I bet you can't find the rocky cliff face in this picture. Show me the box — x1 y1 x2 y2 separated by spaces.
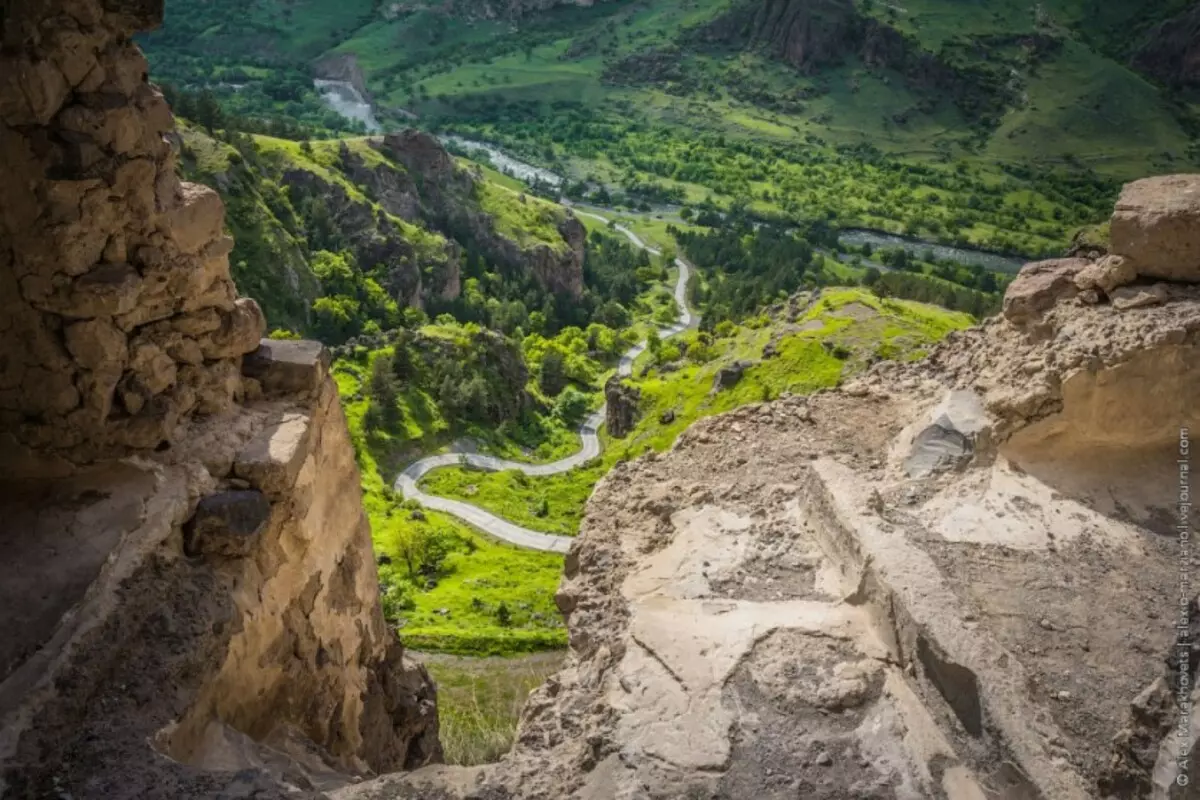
379 130 585 299
406 0 615 21
337 176 1200 800
183 127 585 333
1134 1 1200 88
0 2 438 796
690 0 1013 122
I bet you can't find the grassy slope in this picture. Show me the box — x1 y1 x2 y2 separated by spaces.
178 125 321 330
339 0 1195 178
418 287 973 535
420 652 564 765
335 352 569 656
475 180 571 253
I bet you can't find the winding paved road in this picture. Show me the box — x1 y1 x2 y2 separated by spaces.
394 210 695 553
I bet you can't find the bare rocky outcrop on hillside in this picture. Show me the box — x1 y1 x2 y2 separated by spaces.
689 0 1014 121
339 178 1199 800
1134 2 1200 88
376 130 587 299
404 0 616 22
603 376 639 438
0 3 437 797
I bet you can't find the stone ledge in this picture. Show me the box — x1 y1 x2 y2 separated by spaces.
242 339 330 399
183 490 270 558
801 459 1093 800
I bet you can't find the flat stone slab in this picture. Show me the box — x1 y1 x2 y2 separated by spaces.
234 412 311 495
242 339 330 398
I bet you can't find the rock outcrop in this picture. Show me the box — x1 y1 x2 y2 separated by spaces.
690 0 1013 121
0 4 438 797
377 130 586 299
339 177 1199 800
1134 2 1200 88
603 376 639 438
426 0 618 21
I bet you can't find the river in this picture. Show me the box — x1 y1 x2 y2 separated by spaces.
837 229 1027 273
443 136 564 189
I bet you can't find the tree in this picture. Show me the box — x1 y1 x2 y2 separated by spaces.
195 89 224 134
539 349 568 396
391 331 415 382
368 355 400 426
554 386 590 426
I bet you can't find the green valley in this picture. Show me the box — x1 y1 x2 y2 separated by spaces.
139 0 1200 768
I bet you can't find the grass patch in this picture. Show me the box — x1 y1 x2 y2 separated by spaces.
475 180 571 254
420 651 565 766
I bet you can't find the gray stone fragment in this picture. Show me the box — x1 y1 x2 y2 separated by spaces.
904 390 990 478
185 490 271 557
713 360 753 392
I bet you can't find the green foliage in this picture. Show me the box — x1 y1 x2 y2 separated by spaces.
422 288 973 536
537 349 568 397
553 386 591 427
422 653 564 765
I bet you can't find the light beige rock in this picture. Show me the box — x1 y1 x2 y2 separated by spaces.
128 340 177 395
1110 174 1200 282
166 182 226 256
1110 283 1171 311
1073 254 1136 295
1001 258 1087 327
199 298 267 360
234 412 312 495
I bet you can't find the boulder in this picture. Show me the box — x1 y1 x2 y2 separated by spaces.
184 489 271 558
712 360 753 391
1001 259 1087 327
1110 175 1200 283
605 376 640 439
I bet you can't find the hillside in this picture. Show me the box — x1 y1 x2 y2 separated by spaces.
141 0 1200 170
177 126 587 335
140 0 1200 262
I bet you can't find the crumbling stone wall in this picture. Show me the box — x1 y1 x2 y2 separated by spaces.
0 0 264 456
0 3 441 796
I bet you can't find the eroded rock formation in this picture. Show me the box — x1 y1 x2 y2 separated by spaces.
0 3 437 797
603 375 639 438
339 179 1199 800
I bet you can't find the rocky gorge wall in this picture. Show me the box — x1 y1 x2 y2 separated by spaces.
0 1 438 797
